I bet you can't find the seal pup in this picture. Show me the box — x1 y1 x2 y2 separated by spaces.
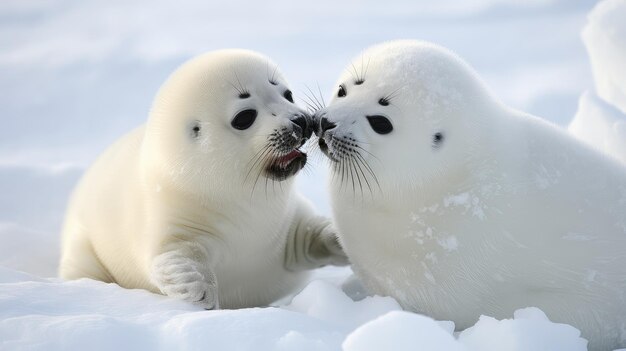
60 49 347 309
315 40 626 350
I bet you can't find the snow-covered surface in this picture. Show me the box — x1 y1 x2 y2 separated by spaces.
1 266 592 351
569 90 626 163
569 0 626 163
582 0 626 115
3 0 626 350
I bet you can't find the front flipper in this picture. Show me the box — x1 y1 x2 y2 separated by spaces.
285 212 349 272
150 240 219 309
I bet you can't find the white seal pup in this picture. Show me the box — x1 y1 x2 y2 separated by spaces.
60 49 347 309
315 40 626 350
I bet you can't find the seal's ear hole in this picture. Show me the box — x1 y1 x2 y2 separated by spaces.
231 109 258 130
366 115 393 135
432 132 445 148
190 122 201 138
337 85 347 98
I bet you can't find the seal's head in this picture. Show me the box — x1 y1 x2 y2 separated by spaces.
141 49 312 197
315 40 496 201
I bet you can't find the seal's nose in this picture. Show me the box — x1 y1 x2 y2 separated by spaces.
290 115 311 139
319 117 337 135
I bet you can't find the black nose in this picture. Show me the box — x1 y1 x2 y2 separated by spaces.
291 115 311 139
319 117 336 135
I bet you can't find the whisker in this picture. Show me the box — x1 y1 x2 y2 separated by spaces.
316 83 326 108
300 89 322 112
303 99 319 113
322 133 382 199
352 153 372 197
350 156 363 198
354 143 380 161
233 70 246 95
305 85 323 111
246 143 271 167
270 65 279 84
338 150 347 192
227 80 243 95
251 148 275 198
354 151 381 191
360 56 365 83
385 87 403 102
301 162 313 177
350 63 359 83
246 145 273 182
348 156 356 196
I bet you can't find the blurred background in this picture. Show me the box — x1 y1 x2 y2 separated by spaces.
0 0 598 275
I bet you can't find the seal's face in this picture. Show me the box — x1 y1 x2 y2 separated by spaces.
144 50 312 194
215 62 311 182
314 41 488 199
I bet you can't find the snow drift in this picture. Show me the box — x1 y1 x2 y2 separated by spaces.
0 267 590 351
569 0 626 163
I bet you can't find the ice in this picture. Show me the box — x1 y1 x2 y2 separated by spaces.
582 0 626 115
459 310 588 351
569 91 626 163
284 280 401 331
0 222 60 277
0 0 621 350
569 0 626 163
343 311 465 351
0 266 597 351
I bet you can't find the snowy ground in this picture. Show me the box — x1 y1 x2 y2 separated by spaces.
0 266 590 351
3 0 626 350
568 0 626 163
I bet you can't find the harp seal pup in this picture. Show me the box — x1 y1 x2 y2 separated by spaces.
60 49 347 309
315 40 626 350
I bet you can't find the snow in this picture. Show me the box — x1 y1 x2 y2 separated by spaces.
0 266 593 351
569 0 626 163
0 223 60 277
343 312 464 351
459 308 588 351
1 0 624 350
569 90 626 165
582 0 626 115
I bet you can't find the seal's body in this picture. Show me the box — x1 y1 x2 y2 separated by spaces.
60 49 346 309
317 40 626 350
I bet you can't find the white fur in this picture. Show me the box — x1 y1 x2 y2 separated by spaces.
60 49 346 309
319 40 626 351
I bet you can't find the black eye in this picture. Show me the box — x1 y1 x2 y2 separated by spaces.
284 90 294 103
432 132 445 148
378 97 389 106
366 115 393 135
231 109 257 130
337 85 347 98
239 91 250 99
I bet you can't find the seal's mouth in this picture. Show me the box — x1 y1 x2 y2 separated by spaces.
265 148 307 181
